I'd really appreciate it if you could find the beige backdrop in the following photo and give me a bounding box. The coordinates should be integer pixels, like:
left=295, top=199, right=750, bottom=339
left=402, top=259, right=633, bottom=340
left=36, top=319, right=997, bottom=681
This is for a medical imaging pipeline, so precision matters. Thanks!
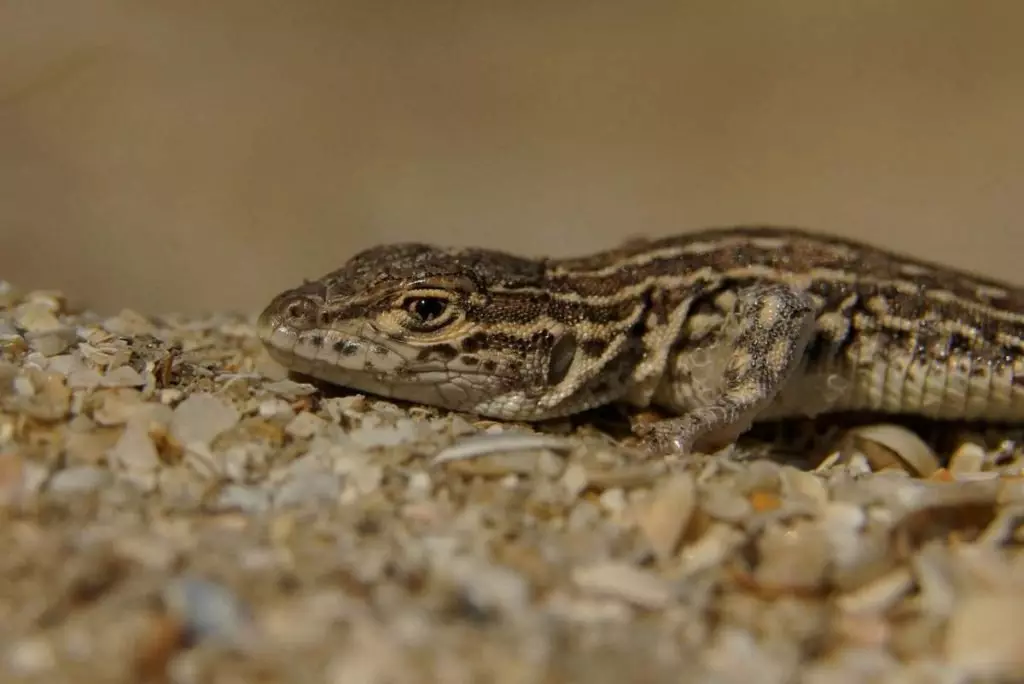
left=1, top=1, right=1022, bottom=316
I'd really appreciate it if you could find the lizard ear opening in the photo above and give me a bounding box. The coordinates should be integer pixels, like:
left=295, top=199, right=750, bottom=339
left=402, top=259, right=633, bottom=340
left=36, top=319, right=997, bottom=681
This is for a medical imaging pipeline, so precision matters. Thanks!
left=546, top=332, right=577, bottom=386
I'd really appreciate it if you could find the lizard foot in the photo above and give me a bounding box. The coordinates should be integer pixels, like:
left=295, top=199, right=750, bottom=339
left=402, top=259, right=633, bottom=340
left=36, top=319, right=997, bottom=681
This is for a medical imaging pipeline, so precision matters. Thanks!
left=633, top=412, right=747, bottom=457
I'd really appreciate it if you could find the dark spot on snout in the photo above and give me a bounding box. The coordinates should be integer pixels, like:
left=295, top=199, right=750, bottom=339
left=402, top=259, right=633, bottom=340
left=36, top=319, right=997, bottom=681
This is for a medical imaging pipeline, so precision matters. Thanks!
left=459, top=354, right=479, bottom=366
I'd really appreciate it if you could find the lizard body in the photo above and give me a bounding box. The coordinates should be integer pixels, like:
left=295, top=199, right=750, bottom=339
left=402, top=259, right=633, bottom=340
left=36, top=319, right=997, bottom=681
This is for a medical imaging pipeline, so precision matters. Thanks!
left=257, top=226, right=1024, bottom=454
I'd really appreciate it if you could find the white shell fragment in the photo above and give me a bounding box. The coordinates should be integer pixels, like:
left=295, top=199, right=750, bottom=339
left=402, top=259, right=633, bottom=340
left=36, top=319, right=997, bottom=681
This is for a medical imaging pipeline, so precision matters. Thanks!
left=169, top=392, right=240, bottom=446
left=835, top=567, right=914, bottom=615
left=572, top=562, right=675, bottom=609
left=636, top=473, right=696, bottom=562
left=108, top=418, right=162, bottom=490
left=100, top=365, right=146, bottom=388
left=432, top=432, right=575, bottom=464
left=845, top=423, right=940, bottom=476
left=949, top=441, right=987, bottom=476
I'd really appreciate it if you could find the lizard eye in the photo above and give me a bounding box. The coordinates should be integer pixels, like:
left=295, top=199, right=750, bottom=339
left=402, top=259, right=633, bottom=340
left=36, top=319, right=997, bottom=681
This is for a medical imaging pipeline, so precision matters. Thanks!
left=405, top=297, right=448, bottom=323
left=395, top=292, right=460, bottom=331
left=394, top=284, right=464, bottom=332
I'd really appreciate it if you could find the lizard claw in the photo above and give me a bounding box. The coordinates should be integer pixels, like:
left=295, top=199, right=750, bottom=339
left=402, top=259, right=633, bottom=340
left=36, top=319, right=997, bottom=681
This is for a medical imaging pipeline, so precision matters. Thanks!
left=632, top=420, right=697, bottom=457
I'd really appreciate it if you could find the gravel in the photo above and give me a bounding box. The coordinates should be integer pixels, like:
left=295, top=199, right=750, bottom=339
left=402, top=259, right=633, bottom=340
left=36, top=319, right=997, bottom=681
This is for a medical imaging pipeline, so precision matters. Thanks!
left=2, top=283, right=1024, bottom=683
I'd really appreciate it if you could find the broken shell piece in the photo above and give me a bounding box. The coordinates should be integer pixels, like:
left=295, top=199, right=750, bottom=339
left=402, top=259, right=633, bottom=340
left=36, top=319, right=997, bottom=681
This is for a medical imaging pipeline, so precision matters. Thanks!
left=432, top=433, right=574, bottom=464
left=777, top=466, right=829, bottom=509
left=835, top=567, right=914, bottom=615
left=676, top=523, right=745, bottom=578
left=572, top=561, right=674, bottom=610
left=846, top=424, right=939, bottom=477
left=949, top=442, right=987, bottom=476
left=636, top=473, right=696, bottom=563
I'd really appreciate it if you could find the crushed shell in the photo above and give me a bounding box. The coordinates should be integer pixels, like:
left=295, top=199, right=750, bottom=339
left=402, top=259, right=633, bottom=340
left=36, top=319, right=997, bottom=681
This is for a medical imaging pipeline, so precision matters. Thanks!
left=1, top=285, right=1024, bottom=683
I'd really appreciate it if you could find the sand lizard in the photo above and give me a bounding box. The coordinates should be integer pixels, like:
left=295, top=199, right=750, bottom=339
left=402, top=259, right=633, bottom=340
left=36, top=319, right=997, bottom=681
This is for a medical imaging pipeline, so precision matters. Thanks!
left=257, top=226, right=1024, bottom=455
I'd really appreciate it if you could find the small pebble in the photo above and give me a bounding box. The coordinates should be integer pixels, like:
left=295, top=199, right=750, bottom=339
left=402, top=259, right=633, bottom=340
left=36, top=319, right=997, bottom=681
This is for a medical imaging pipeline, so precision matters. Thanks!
left=162, top=575, right=252, bottom=646
left=26, top=328, right=76, bottom=357
left=100, top=365, right=146, bottom=388
left=572, top=562, right=674, bottom=610
left=274, top=473, right=342, bottom=509
left=48, top=466, right=112, bottom=495
left=285, top=411, right=327, bottom=439
left=637, top=473, right=696, bottom=562
left=170, top=393, right=239, bottom=446
left=109, top=419, right=161, bottom=473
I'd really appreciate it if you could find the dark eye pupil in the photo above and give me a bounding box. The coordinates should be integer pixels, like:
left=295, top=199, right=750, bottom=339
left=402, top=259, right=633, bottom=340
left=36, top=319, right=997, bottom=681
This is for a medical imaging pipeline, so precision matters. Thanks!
left=410, top=298, right=446, bottom=322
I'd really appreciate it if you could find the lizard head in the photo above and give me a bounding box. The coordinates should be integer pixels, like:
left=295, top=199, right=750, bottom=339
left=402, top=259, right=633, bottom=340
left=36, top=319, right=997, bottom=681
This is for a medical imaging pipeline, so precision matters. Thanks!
left=257, top=242, right=635, bottom=420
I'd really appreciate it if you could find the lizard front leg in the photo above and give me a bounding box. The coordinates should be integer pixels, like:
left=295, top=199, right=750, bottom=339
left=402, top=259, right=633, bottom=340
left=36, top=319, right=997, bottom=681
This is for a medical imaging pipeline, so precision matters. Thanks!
left=636, top=283, right=817, bottom=456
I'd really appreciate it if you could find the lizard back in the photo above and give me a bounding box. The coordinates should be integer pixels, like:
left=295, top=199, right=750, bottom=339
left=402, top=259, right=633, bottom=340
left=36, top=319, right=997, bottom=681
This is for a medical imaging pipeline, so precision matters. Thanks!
left=258, top=226, right=1024, bottom=427
left=543, top=226, right=1024, bottom=422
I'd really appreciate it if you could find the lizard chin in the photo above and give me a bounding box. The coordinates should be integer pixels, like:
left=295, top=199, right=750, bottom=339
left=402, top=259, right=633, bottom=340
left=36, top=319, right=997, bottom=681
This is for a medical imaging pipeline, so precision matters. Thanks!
left=257, top=319, right=523, bottom=415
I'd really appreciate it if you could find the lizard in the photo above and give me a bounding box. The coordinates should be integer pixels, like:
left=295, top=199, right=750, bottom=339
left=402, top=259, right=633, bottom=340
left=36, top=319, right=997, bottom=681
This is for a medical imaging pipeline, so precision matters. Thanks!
left=256, top=226, right=1024, bottom=455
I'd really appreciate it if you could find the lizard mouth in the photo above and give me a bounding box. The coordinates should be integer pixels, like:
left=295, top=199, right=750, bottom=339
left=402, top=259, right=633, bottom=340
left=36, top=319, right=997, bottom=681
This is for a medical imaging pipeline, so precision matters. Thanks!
left=257, top=321, right=515, bottom=410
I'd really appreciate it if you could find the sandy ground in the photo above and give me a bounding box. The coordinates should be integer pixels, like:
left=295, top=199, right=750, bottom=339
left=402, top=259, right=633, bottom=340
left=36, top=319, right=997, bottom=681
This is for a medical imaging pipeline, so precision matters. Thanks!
left=4, top=278, right=1024, bottom=683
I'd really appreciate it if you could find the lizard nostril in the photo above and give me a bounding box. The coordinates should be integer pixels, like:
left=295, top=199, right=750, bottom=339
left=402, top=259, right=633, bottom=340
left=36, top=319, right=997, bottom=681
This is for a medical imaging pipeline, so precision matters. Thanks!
left=282, top=297, right=319, bottom=329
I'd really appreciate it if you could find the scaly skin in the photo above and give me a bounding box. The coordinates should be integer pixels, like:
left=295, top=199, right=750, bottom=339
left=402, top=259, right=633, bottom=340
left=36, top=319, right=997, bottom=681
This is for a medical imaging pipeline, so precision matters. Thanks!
left=258, top=226, right=1024, bottom=454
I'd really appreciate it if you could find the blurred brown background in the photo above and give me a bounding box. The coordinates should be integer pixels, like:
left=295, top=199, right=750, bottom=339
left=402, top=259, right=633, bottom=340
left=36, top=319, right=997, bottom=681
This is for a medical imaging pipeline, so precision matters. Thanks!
left=1, top=1, right=1021, bottom=316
